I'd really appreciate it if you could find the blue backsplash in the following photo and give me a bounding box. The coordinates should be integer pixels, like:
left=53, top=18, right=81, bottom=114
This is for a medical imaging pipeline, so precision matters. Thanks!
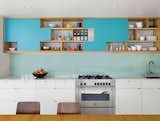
left=10, top=53, right=160, bottom=78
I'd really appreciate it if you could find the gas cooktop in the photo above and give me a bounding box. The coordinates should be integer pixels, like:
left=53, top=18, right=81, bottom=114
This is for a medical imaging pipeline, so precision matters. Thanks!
left=78, top=75, right=112, bottom=79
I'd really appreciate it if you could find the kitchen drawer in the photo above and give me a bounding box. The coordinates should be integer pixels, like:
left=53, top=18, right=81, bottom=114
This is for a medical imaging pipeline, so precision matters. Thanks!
left=36, top=79, right=55, bottom=89
left=55, top=79, right=75, bottom=89
left=142, top=79, right=160, bottom=88
left=0, top=80, right=11, bottom=88
left=54, top=89, right=75, bottom=98
left=8, top=79, right=36, bottom=89
left=116, top=79, right=142, bottom=89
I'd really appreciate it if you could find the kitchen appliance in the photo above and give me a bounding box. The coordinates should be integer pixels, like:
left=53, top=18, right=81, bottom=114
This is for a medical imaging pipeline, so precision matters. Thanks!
left=76, top=75, right=115, bottom=114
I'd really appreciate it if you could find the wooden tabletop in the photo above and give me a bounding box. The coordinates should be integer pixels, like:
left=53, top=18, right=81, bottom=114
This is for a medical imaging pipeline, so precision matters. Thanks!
left=0, top=115, right=160, bottom=121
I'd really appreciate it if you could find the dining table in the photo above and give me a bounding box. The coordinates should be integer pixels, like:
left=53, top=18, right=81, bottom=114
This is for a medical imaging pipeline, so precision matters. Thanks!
left=0, top=115, right=159, bottom=121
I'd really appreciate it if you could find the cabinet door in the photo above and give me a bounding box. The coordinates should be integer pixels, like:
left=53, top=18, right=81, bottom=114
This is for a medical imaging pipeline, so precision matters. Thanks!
left=142, top=89, right=160, bottom=114
left=36, top=89, right=57, bottom=114
left=116, top=89, right=141, bottom=114
left=83, top=18, right=128, bottom=50
left=0, top=89, right=17, bottom=114
left=13, top=89, right=36, bottom=102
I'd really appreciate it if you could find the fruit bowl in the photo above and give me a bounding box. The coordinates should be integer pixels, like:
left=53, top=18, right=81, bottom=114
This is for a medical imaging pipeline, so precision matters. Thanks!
left=32, top=69, right=48, bottom=78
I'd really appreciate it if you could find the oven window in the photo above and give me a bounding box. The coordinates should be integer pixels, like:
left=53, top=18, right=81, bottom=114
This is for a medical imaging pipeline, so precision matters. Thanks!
left=81, top=93, right=110, bottom=101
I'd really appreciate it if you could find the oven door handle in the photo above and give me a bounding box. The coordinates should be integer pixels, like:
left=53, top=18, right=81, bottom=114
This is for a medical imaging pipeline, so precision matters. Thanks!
left=101, top=91, right=108, bottom=94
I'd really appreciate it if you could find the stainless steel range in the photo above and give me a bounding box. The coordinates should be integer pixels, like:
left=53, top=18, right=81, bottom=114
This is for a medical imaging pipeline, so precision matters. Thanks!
left=76, top=75, right=115, bottom=114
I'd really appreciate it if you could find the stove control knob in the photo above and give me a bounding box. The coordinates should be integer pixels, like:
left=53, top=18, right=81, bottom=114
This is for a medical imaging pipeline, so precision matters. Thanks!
left=103, top=83, right=105, bottom=85
left=80, top=83, right=83, bottom=86
left=84, top=83, right=86, bottom=86
left=106, top=83, right=108, bottom=85
left=94, top=83, right=96, bottom=86
left=97, top=83, right=99, bottom=86
left=100, top=83, right=102, bottom=85
left=108, top=83, right=111, bottom=85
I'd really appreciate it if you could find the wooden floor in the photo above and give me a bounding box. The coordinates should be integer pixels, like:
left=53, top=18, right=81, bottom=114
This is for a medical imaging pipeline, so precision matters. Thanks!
left=0, top=115, right=160, bottom=121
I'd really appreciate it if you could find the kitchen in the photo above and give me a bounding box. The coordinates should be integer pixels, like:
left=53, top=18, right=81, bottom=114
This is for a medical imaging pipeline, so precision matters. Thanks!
left=0, top=0, right=160, bottom=120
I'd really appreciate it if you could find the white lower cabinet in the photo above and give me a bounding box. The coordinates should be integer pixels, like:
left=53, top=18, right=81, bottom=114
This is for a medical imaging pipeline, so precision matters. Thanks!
left=116, top=79, right=160, bottom=114
left=142, top=89, right=160, bottom=114
left=116, top=89, right=141, bottom=114
left=36, top=88, right=75, bottom=114
left=0, top=79, right=76, bottom=114
left=36, top=89, right=58, bottom=114
left=0, top=89, right=17, bottom=114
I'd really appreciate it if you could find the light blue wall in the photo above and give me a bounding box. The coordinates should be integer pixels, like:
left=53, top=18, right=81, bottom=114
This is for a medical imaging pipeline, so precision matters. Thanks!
left=10, top=53, right=160, bottom=78
left=5, top=18, right=160, bottom=78
left=4, top=19, right=50, bottom=50
left=84, top=18, right=128, bottom=50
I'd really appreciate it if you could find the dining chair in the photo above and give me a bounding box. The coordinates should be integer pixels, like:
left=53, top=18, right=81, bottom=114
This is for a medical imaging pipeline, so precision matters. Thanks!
left=16, top=101, right=40, bottom=114
left=57, top=102, right=80, bottom=114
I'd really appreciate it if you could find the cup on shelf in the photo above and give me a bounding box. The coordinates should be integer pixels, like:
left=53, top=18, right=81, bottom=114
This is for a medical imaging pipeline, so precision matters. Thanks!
left=136, top=22, right=143, bottom=28
left=131, top=46, right=136, bottom=51
left=135, top=45, right=142, bottom=51
left=140, top=36, right=145, bottom=41
left=149, top=47, right=157, bottom=51
left=146, top=36, right=157, bottom=41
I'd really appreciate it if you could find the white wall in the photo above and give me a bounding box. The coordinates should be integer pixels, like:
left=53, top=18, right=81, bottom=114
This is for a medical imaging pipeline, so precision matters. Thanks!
left=0, top=54, right=10, bottom=78
left=0, top=16, right=9, bottom=78
left=0, top=0, right=160, bottom=17
left=0, top=17, right=3, bottom=53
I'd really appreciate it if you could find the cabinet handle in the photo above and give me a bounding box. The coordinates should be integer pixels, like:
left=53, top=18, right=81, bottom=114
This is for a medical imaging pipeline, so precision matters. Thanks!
left=137, top=88, right=141, bottom=90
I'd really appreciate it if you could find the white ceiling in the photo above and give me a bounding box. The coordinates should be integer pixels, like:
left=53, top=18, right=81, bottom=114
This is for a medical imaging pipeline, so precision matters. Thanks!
left=0, top=0, right=160, bottom=17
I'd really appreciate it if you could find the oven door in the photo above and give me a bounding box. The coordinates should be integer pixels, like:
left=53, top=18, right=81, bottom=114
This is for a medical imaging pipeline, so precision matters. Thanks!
left=79, top=88, right=113, bottom=108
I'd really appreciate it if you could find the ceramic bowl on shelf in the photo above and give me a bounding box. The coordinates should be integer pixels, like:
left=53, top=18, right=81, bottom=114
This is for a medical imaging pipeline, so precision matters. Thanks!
left=48, top=23, right=58, bottom=28
left=43, top=46, right=50, bottom=50
left=129, top=24, right=134, bottom=28
left=66, top=24, right=73, bottom=28
left=9, top=48, right=16, bottom=51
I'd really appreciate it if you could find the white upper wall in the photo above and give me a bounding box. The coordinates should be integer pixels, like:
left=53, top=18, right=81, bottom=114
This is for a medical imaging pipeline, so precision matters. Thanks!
left=0, top=0, right=160, bottom=17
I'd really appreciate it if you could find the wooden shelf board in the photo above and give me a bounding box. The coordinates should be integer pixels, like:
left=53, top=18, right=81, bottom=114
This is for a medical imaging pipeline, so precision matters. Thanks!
left=108, top=50, right=160, bottom=53
left=128, top=40, right=156, bottom=43
left=128, top=28, right=160, bottom=30
left=4, top=50, right=160, bottom=54
left=41, top=40, right=84, bottom=43
left=4, top=50, right=85, bottom=54
left=42, top=27, right=86, bottom=30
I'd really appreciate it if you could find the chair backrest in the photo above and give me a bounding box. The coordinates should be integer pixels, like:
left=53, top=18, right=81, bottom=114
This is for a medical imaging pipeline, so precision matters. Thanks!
left=16, top=102, right=40, bottom=114
left=57, top=102, right=80, bottom=114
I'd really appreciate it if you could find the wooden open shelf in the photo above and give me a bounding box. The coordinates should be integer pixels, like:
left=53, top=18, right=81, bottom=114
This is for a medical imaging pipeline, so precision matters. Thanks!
left=107, top=17, right=160, bottom=53
left=5, top=50, right=160, bottom=54
left=3, top=42, right=17, bottom=53
left=3, top=17, right=160, bottom=54
left=40, top=17, right=84, bottom=28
